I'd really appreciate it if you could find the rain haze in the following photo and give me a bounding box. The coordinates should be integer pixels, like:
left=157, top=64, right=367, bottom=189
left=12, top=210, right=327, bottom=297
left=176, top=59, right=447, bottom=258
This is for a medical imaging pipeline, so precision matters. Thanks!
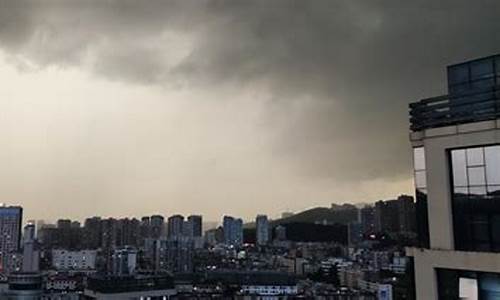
left=0, top=0, right=499, bottom=222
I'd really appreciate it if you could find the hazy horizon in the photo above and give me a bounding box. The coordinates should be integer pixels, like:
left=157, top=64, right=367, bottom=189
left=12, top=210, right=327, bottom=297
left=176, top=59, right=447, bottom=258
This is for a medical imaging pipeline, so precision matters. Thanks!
left=0, top=0, right=499, bottom=222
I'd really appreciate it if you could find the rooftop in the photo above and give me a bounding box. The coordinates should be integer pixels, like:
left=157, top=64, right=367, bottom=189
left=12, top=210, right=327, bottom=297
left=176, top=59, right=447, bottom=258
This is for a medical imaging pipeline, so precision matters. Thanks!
left=410, top=54, right=500, bottom=131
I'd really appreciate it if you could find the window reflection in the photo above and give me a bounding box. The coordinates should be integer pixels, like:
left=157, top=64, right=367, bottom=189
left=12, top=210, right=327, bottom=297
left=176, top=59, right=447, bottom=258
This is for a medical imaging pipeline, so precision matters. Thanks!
left=468, top=167, right=486, bottom=186
left=467, top=147, right=484, bottom=166
left=450, top=144, right=500, bottom=252
left=485, top=146, right=500, bottom=185
left=452, top=150, right=468, bottom=186
left=413, top=147, right=429, bottom=248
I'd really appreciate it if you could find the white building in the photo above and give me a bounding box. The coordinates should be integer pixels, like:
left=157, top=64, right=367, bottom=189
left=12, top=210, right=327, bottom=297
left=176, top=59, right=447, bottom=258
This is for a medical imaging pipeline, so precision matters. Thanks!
left=52, top=250, right=97, bottom=270
left=407, top=54, right=500, bottom=299
left=22, top=223, right=39, bottom=273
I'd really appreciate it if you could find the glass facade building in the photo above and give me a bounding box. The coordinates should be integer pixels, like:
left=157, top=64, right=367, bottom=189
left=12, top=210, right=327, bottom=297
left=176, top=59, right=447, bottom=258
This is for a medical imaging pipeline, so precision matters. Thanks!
left=407, top=54, right=500, bottom=299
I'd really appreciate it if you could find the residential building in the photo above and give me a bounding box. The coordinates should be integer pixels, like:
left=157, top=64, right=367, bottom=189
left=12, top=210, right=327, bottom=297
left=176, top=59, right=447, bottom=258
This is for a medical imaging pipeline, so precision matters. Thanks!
left=52, top=250, right=97, bottom=270
left=360, top=205, right=376, bottom=234
left=0, top=205, right=22, bottom=274
left=407, top=54, right=500, bottom=299
left=256, top=214, right=270, bottom=245
left=167, top=215, right=184, bottom=238
left=187, top=215, right=202, bottom=237
left=150, top=215, right=165, bottom=239
left=223, top=216, right=243, bottom=247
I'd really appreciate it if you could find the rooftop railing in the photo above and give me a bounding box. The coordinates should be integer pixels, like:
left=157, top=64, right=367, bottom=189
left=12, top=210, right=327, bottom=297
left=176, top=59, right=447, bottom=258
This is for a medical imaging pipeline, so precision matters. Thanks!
left=409, top=85, right=500, bottom=131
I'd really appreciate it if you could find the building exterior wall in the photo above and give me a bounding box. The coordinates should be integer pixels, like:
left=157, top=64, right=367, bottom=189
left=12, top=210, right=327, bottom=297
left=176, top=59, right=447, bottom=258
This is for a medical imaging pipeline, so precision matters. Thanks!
left=408, top=115, right=500, bottom=299
left=410, top=121, right=500, bottom=250
left=52, top=250, right=97, bottom=270
left=407, top=247, right=500, bottom=299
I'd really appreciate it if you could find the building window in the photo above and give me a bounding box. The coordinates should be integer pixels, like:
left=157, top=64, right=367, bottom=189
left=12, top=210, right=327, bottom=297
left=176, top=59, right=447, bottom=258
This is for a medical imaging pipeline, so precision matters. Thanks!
left=437, top=269, right=500, bottom=300
left=450, top=145, right=500, bottom=252
left=413, top=147, right=430, bottom=248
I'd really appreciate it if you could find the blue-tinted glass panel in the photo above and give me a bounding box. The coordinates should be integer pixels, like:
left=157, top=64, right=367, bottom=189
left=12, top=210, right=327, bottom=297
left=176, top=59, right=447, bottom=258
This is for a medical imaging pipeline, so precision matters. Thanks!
left=470, top=58, right=494, bottom=80
left=448, top=64, right=469, bottom=85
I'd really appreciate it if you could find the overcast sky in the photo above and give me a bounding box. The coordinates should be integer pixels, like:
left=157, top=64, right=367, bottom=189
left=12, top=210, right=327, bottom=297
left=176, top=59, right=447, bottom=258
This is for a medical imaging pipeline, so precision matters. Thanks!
left=0, top=0, right=499, bottom=222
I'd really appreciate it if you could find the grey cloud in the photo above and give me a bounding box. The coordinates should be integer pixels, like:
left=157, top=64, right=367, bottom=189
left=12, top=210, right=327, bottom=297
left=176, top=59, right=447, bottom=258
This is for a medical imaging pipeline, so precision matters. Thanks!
left=1, top=0, right=499, bottom=182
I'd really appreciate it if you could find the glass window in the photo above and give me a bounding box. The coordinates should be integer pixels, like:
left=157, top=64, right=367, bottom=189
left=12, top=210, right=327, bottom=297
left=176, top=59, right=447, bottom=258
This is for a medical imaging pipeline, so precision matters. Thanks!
left=467, top=148, right=484, bottom=166
left=468, top=166, right=486, bottom=186
left=470, top=58, right=494, bottom=79
left=469, top=186, right=486, bottom=196
left=448, top=64, right=469, bottom=85
left=438, top=269, right=500, bottom=300
left=452, top=150, right=468, bottom=186
left=485, top=146, right=500, bottom=185
left=413, top=146, right=429, bottom=248
left=459, top=277, right=478, bottom=300
left=491, top=215, right=500, bottom=244
left=450, top=144, right=500, bottom=252
left=471, top=215, right=489, bottom=242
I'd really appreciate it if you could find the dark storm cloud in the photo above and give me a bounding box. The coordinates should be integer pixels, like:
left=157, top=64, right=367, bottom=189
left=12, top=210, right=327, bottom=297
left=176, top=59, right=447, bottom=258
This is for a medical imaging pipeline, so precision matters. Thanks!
left=1, top=0, right=499, bottom=182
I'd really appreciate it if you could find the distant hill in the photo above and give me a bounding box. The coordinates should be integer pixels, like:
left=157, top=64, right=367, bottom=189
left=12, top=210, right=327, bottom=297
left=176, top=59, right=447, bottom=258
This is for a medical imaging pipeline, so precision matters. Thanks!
left=271, top=207, right=358, bottom=226
left=243, top=206, right=360, bottom=229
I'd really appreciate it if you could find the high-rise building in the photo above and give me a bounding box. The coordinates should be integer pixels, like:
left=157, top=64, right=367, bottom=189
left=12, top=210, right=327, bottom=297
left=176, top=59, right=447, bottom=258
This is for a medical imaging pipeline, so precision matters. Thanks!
left=167, top=215, right=184, bottom=238
left=22, top=222, right=39, bottom=272
left=83, top=217, right=102, bottom=249
left=347, top=222, right=363, bottom=247
left=223, top=216, right=243, bottom=247
left=407, top=54, right=500, bottom=298
left=359, top=205, right=376, bottom=234
left=120, top=218, right=141, bottom=247
left=165, top=237, right=194, bottom=273
left=373, top=195, right=416, bottom=236
left=150, top=215, right=165, bottom=239
left=0, top=205, right=22, bottom=273
left=187, top=215, right=202, bottom=237
left=256, top=215, right=270, bottom=245
left=396, top=195, right=416, bottom=234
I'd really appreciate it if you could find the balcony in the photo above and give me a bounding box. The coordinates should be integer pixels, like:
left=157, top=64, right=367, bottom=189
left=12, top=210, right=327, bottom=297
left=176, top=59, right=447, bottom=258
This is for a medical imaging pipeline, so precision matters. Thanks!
left=409, top=85, right=500, bottom=131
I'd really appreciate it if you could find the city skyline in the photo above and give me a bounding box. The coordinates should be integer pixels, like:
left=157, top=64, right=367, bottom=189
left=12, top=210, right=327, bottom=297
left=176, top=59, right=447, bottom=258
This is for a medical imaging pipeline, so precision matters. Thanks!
left=0, top=1, right=499, bottom=222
